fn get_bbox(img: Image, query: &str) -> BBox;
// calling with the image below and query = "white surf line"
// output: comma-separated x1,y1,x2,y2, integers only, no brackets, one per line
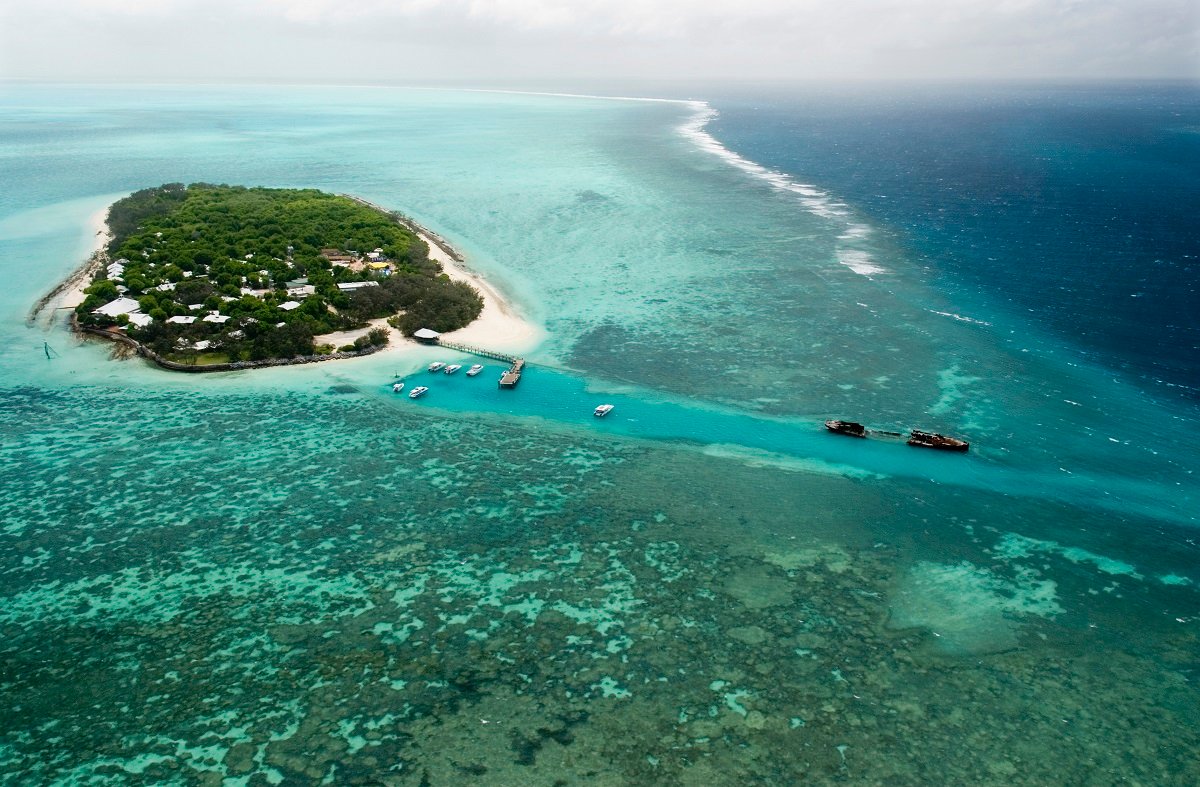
411,85,886,278
675,102,886,277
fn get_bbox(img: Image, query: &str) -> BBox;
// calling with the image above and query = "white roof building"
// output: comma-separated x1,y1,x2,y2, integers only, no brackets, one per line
126,313,154,328
155,282,176,291
278,301,301,311
167,315,197,324
287,284,316,297
336,281,380,291
93,297,142,318
202,313,231,324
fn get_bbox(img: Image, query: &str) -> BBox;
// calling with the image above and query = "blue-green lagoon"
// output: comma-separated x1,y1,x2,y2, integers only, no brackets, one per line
0,84,1197,783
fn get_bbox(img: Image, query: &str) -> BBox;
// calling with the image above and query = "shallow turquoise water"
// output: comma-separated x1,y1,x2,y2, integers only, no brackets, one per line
1,84,1197,783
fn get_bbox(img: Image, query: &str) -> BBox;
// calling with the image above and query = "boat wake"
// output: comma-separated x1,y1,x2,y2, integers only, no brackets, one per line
677,103,887,278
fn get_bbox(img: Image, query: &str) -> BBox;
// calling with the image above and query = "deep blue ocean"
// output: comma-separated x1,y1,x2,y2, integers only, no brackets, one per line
1,82,1197,783
709,82,1200,399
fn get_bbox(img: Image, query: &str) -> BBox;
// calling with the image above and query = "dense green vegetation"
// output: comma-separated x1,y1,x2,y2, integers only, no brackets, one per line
77,184,482,364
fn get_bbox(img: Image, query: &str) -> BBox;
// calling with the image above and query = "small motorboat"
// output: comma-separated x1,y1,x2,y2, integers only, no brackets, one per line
907,429,969,452
427,362,445,372
825,419,868,438
444,364,462,375
392,382,405,393
466,364,484,377
594,404,615,417
408,386,429,399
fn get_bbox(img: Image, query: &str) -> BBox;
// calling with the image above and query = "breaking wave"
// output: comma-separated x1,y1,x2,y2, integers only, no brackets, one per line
678,103,887,277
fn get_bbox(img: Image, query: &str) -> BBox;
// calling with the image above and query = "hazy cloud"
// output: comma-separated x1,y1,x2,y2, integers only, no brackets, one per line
2,0,1196,83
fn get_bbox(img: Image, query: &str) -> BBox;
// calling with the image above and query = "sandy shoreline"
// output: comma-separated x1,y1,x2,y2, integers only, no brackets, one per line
30,208,111,326
66,208,112,307
416,227,543,352
316,199,543,365
313,222,543,364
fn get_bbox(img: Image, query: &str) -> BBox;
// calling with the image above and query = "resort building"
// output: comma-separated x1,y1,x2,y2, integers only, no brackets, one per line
93,297,142,318
413,328,440,344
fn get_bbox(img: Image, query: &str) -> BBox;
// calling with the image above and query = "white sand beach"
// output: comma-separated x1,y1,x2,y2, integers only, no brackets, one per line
419,230,543,351
47,208,111,314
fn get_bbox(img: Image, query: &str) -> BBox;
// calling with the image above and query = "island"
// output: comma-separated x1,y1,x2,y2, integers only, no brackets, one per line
71,183,484,369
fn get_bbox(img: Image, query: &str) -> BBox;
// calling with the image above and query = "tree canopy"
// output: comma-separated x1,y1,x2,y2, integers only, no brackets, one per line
77,184,482,365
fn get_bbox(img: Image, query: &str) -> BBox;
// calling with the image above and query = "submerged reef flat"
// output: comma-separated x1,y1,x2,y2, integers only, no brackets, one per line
0,386,1196,784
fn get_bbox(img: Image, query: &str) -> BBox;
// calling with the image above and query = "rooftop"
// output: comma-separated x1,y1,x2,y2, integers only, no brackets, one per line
93,297,142,317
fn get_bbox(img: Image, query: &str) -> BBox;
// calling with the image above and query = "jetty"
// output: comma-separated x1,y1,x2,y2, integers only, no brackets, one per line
498,359,525,389
436,338,525,389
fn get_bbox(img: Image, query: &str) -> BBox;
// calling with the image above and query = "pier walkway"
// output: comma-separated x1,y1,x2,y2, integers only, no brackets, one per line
436,339,526,388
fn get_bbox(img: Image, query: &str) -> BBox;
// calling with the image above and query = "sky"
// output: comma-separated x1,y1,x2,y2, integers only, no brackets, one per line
1,0,1197,85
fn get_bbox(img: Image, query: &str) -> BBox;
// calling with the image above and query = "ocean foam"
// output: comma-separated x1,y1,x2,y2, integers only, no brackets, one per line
836,249,887,276
677,103,888,277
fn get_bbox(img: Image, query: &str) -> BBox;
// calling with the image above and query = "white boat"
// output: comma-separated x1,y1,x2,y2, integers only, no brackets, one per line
392,382,405,393
594,404,615,417
444,364,463,375
427,362,445,372
408,386,429,399
466,364,484,376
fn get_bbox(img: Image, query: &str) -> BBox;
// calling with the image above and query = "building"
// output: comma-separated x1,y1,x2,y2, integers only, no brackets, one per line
336,281,380,291
413,328,440,344
92,297,142,318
